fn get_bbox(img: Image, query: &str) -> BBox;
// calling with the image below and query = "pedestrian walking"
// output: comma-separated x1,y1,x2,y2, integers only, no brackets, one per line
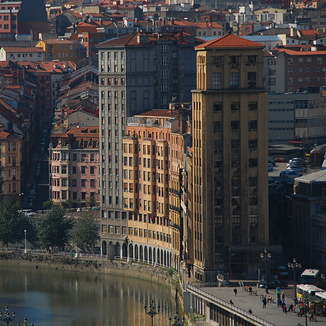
283,305,287,314
281,292,285,302
262,297,267,309
234,288,238,296
249,286,252,295
248,309,252,314
230,299,234,304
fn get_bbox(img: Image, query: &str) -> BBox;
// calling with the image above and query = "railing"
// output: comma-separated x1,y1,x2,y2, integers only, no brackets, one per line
187,283,275,326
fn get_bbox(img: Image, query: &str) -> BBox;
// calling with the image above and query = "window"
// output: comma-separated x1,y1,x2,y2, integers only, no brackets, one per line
229,56,240,64
161,57,168,65
72,166,76,174
61,165,67,174
247,72,256,88
248,101,257,110
247,55,257,63
212,73,222,89
248,120,257,130
230,72,239,87
213,102,223,111
81,179,86,187
231,101,240,110
81,166,86,174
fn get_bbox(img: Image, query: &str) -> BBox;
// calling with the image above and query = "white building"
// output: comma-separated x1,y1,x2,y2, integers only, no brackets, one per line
0,47,45,62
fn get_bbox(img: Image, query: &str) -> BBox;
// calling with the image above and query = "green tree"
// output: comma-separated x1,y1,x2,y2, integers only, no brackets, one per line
42,200,53,210
72,212,100,253
87,194,97,208
0,198,24,249
36,206,74,253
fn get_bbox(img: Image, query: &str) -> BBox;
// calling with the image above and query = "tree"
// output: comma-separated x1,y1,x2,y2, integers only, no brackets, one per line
87,194,97,208
0,198,25,249
42,200,53,210
72,212,100,253
36,206,74,253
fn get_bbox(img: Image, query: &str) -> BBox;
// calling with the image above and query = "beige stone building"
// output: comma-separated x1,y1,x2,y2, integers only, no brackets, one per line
111,107,191,267
191,34,270,281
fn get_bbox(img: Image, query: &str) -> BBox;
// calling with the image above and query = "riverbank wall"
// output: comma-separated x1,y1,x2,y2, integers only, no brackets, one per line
0,252,178,287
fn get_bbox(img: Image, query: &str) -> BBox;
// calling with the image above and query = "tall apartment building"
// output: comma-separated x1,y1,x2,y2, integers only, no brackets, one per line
97,32,199,256
191,34,269,280
115,107,191,268
49,127,99,208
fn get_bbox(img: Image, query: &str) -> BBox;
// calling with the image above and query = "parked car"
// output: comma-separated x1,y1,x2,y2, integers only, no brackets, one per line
273,266,289,279
258,280,288,289
268,157,276,166
280,169,303,178
268,163,273,171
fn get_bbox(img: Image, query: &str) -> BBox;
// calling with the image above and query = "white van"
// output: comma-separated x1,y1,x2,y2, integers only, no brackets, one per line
18,209,35,216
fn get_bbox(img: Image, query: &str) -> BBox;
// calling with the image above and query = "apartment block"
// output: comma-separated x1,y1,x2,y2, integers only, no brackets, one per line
109,107,191,267
191,34,269,280
49,127,99,208
97,32,199,258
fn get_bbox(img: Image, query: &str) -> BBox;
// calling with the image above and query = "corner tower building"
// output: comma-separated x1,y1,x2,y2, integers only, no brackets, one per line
192,34,269,280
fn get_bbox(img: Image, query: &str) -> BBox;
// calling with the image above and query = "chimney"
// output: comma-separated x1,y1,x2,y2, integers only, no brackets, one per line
137,34,148,44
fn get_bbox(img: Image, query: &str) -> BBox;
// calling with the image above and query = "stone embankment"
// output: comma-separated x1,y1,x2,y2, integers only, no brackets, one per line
0,252,176,287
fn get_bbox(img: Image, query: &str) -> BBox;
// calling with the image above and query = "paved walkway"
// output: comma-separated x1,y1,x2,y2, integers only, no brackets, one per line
197,284,326,326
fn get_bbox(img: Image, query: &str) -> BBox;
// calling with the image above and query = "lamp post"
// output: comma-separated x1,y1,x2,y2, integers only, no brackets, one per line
24,230,27,254
16,317,34,326
144,300,160,326
288,258,301,304
169,312,185,326
0,306,15,325
260,249,271,283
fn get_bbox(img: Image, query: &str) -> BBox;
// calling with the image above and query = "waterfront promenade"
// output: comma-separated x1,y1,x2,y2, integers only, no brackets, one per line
193,282,326,326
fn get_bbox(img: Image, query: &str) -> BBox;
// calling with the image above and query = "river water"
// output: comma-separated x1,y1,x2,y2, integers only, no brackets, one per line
0,264,177,326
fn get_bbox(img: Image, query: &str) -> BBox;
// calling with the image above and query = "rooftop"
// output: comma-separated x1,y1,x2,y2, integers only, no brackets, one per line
195,34,265,50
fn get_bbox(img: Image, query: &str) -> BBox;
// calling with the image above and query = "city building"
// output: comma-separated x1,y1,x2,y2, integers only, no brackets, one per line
267,91,326,145
49,126,99,208
191,34,270,280
113,106,191,268
0,47,45,62
97,32,199,257
0,0,47,41
291,170,326,269
35,39,78,63
265,45,326,94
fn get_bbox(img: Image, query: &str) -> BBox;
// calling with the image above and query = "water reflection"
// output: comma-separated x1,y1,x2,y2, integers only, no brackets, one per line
0,264,176,326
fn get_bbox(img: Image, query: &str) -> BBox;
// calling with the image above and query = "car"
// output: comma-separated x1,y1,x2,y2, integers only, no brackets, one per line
268,157,276,166
274,266,289,279
258,280,288,289
268,163,273,171
289,157,304,164
280,169,303,177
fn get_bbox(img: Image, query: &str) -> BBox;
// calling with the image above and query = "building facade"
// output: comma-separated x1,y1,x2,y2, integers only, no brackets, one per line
49,127,99,208
191,34,269,280
97,32,199,258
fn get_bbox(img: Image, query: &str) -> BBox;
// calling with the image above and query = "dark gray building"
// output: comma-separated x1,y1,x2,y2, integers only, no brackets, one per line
291,170,326,269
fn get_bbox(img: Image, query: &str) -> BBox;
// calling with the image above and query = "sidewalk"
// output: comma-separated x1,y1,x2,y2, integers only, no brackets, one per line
198,283,326,326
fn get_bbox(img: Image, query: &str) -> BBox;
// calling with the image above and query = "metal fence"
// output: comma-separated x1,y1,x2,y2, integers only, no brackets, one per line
187,283,275,326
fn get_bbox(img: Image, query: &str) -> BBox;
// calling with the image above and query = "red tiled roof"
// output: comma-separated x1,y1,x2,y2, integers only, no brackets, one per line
277,48,326,56
299,29,320,36
195,22,223,29
195,34,264,49
1,47,44,53
0,132,10,139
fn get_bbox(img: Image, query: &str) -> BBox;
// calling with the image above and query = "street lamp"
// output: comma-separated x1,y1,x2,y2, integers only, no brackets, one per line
16,317,34,326
169,312,185,326
0,306,15,325
24,230,27,254
260,249,271,283
288,258,302,304
144,299,160,326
